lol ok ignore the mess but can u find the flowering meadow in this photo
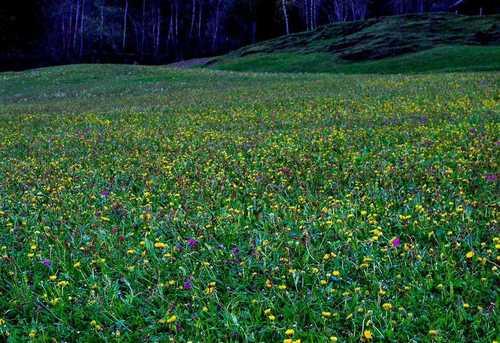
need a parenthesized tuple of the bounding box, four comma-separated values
(0, 65, 498, 341)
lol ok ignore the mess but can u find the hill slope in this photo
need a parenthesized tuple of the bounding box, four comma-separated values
(210, 13, 500, 73)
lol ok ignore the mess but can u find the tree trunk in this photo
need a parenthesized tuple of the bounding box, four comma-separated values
(190, 0, 196, 38)
(168, 10, 174, 43)
(68, 0, 73, 55)
(198, 0, 203, 40)
(73, 0, 80, 51)
(61, 1, 67, 53)
(123, 0, 129, 50)
(175, 1, 179, 42)
(100, 4, 104, 48)
(282, 0, 290, 35)
(155, 6, 161, 55)
(212, 0, 221, 51)
(141, 0, 146, 58)
(79, 0, 85, 57)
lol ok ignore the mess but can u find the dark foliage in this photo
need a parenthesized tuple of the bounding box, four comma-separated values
(0, 0, 498, 70)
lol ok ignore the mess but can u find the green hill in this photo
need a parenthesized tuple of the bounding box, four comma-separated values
(210, 13, 500, 73)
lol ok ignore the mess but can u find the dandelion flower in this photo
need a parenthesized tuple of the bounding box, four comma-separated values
(428, 330, 439, 337)
(154, 242, 167, 249)
(363, 330, 373, 341)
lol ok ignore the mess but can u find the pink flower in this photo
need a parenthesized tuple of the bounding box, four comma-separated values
(485, 174, 497, 182)
(391, 237, 401, 248)
(187, 238, 199, 249)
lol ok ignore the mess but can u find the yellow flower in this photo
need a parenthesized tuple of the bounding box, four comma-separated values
(382, 303, 393, 311)
(205, 286, 216, 295)
(285, 328, 295, 336)
(332, 271, 340, 277)
(463, 303, 470, 309)
(363, 330, 373, 341)
(330, 336, 338, 342)
(28, 330, 36, 338)
(73, 261, 81, 268)
(154, 242, 167, 249)
(428, 330, 439, 337)
(322, 311, 332, 318)
(264, 308, 272, 316)
(466, 251, 474, 259)
(0, 318, 6, 325)
(278, 284, 287, 290)
(268, 315, 276, 321)
(166, 315, 177, 324)
(49, 275, 57, 281)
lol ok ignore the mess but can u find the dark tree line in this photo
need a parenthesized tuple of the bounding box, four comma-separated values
(1, 0, 498, 70)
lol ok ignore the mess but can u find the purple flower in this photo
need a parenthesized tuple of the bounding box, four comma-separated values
(187, 238, 199, 249)
(41, 258, 52, 268)
(231, 246, 240, 256)
(100, 189, 110, 197)
(485, 174, 497, 182)
(183, 279, 193, 290)
(391, 237, 401, 248)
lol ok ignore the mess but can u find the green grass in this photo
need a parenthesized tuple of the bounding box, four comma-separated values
(210, 13, 500, 74)
(0, 64, 499, 341)
(213, 45, 500, 74)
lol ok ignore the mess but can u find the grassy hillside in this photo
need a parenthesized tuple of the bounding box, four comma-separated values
(0, 64, 498, 341)
(211, 13, 500, 73)
(213, 45, 500, 74)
